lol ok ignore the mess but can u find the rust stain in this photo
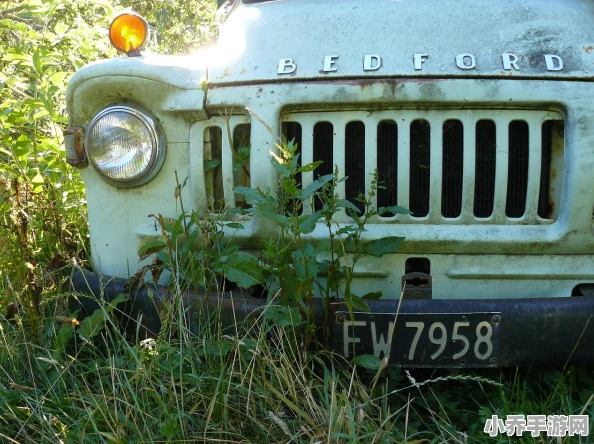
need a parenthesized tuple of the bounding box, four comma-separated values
(311, 77, 436, 90)
(583, 45, 594, 54)
(551, 168, 557, 179)
(218, 68, 232, 79)
(547, 195, 556, 219)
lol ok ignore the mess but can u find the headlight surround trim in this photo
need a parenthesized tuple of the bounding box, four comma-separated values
(85, 104, 166, 188)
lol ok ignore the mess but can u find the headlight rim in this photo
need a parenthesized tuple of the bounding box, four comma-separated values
(85, 104, 166, 188)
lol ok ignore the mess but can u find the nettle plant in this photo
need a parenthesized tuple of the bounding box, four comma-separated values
(139, 120, 411, 338)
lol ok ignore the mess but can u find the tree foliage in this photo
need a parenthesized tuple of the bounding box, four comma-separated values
(0, 0, 216, 323)
(119, 0, 218, 54)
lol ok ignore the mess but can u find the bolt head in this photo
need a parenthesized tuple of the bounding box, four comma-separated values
(492, 315, 501, 324)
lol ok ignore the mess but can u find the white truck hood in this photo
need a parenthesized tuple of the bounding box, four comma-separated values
(208, 0, 594, 84)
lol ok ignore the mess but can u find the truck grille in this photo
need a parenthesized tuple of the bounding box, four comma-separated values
(282, 109, 564, 224)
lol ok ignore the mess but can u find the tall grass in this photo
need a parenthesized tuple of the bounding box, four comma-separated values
(1, 275, 593, 442)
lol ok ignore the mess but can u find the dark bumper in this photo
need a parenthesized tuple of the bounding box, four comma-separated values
(70, 270, 594, 367)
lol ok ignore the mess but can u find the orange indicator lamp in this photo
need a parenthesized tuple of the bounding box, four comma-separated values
(109, 12, 150, 55)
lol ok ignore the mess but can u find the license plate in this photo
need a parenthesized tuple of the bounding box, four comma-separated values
(334, 312, 502, 367)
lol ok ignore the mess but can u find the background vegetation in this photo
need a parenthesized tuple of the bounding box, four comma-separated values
(0, 0, 592, 442)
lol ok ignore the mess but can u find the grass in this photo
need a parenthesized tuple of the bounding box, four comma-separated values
(0, 284, 593, 443)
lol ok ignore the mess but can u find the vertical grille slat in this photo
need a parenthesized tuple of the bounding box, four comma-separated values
(461, 115, 476, 221)
(313, 121, 334, 211)
(377, 120, 398, 214)
(220, 123, 236, 210)
(441, 120, 464, 218)
(295, 119, 314, 215)
(410, 120, 431, 218)
(204, 126, 224, 210)
(538, 121, 553, 220)
(364, 117, 378, 210)
(281, 109, 563, 225)
(430, 120, 444, 221)
(524, 121, 543, 219)
(492, 118, 510, 223)
(397, 117, 411, 212)
(537, 120, 564, 220)
(474, 120, 497, 218)
(334, 121, 347, 204)
(506, 121, 530, 218)
(345, 121, 366, 212)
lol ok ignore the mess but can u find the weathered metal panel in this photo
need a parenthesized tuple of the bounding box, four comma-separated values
(208, 0, 594, 84)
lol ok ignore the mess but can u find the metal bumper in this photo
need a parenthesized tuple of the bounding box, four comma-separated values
(70, 270, 594, 367)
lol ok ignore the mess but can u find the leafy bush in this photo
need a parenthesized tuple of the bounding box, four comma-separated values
(0, 0, 118, 326)
(0, 0, 217, 328)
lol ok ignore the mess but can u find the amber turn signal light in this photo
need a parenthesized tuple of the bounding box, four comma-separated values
(109, 12, 149, 55)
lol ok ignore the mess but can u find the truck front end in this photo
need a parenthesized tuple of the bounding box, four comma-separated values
(67, 0, 594, 367)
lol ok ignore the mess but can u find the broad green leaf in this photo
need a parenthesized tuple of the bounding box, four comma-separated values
(280, 180, 299, 195)
(204, 158, 221, 172)
(108, 294, 128, 310)
(32, 51, 43, 74)
(50, 71, 68, 85)
(272, 159, 290, 177)
(157, 250, 171, 267)
(378, 205, 413, 215)
(233, 186, 265, 205)
(337, 199, 361, 213)
(170, 218, 184, 243)
(77, 308, 106, 339)
(54, 22, 68, 35)
(33, 109, 50, 120)
(224, 244, 241, 255)
(225, 222, 244, 229)
(54, 323, 75, 355)
(138, 238, 168, 256)
(203, 339, 234, 357)
(297, 160, 323, 173)
(258, 207, 289, 227)
(316, 239, 331, 254)
(264, 305, 304, 327)
(365, 236, 405, 258)
(362, 291, 383, 300)
(293, 243, 317, 281)
(3, 53, 28, 62)
(348, 294, 371, 312)
(31, 173, 44, 184)
(31, 172, 44, 193)
(224, 254, 263, 288)
(318, 173, 335, 184)
(352, 354, 382, 369)
(337, 225, 358, 236)
(298, 179, 323, 200)
(299, 210, 322, 234)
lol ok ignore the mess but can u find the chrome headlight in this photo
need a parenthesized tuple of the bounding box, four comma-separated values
(85, 105, 165, 187)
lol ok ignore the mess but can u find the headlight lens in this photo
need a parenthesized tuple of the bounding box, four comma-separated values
(86, 105, 165, 187)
